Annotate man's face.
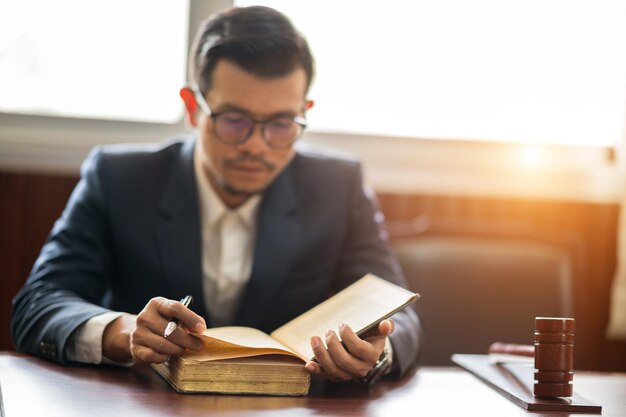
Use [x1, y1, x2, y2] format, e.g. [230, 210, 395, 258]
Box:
[196, 60, 308, 207]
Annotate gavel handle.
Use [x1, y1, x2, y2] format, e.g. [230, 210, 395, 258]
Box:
[488, 342, 534, 357]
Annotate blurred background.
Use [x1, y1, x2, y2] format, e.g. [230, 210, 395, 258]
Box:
[1, 0, 625, 370]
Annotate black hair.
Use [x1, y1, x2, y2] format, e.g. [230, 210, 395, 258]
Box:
[190, 6, 315, 94]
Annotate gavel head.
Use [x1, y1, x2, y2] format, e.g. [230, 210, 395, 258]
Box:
[533, 317, 575, 398]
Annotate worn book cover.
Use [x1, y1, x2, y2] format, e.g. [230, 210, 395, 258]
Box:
[152, 274, 419, 396]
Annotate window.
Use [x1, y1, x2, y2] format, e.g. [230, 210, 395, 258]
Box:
[0, 0, 189, 123]
[237, 0, 626, 147]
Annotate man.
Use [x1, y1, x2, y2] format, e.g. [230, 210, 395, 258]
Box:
[12, 6, 421, 384]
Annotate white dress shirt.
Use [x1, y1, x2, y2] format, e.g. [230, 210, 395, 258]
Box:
[193, 144, 261, 327]
[66, 143, 261, 364]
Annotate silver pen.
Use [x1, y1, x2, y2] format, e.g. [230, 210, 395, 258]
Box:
[163, 295, 193, 338]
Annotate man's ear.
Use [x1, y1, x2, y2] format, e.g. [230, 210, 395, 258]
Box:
[180, 87, 198, 127]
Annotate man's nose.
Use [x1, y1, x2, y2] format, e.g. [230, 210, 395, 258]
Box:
[238, 123, 271, 154]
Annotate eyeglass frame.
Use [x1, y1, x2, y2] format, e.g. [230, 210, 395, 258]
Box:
[190, 85, 308, 149]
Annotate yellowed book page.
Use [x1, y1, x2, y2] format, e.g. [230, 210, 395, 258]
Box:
[185, 326, 302, 362]
[270, 274, 418, 360]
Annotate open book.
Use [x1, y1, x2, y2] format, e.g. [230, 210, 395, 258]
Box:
[152, 274, 419, 396]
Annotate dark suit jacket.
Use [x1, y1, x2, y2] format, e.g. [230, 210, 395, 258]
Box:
[12, 136, 421, 376]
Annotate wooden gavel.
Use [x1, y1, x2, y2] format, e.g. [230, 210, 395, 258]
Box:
[488, 317, 575, 398]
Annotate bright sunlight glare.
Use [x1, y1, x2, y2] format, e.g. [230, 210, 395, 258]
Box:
[239, 0, 626, 147]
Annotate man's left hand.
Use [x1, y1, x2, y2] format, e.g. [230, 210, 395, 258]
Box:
[305, 319, 393, 381]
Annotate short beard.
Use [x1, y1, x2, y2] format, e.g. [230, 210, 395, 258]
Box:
[219, 177, 264, 197]
[214, 152, 276, 197]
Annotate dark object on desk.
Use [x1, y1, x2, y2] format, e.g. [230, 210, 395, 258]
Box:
[452, 354, 601, 413]
[534, 317, 574, 398]
[487, 342, 534, 358]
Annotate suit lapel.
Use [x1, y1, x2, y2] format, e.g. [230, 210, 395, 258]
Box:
[236, 160, 302, 328]
[154, 138, 208, 320]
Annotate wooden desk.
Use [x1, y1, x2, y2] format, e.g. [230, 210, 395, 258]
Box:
[1, 352, 624, 417]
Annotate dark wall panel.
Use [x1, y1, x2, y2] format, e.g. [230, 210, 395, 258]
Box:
[0, 172, 78, 352]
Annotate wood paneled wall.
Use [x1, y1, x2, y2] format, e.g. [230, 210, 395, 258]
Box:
[1, 171, 625, 371]
[378, 193, 625, 372]
[0, 172, 79, 352]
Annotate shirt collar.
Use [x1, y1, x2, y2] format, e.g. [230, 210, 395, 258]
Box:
[193, 141, 261, 229]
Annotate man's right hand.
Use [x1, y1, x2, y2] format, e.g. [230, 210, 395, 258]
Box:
[102, 297, 207, 364]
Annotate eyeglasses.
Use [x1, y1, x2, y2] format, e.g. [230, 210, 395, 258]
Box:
[191, 85, 307, 149]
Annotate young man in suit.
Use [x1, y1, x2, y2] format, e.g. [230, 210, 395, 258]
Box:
[12, 6, 421, 384]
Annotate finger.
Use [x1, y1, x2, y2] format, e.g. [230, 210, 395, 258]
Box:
[136, 301, 205, 353]
[135, 304, 169, 336]
[325, 329, 372, 378]
[135, 303, 204, 350]
[339, 322, 380, 364]
[310, 335, 352, 381]
[378, 319, 395, 336]
[304, 361, 338, 382]
[164, 327, 205, 352]
[304, 360, 321, 374]
[357, 321, 393, 352]
[131, 345, 170, 364]
[304, 361, 342, 381]
[150, 297, 206, 333]
[131, 328, 184, 363]
[136, 305, 179, 341]
[133, 326, 185, 355]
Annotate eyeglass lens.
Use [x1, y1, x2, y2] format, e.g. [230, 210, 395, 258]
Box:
[214, 112, 302, 148]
